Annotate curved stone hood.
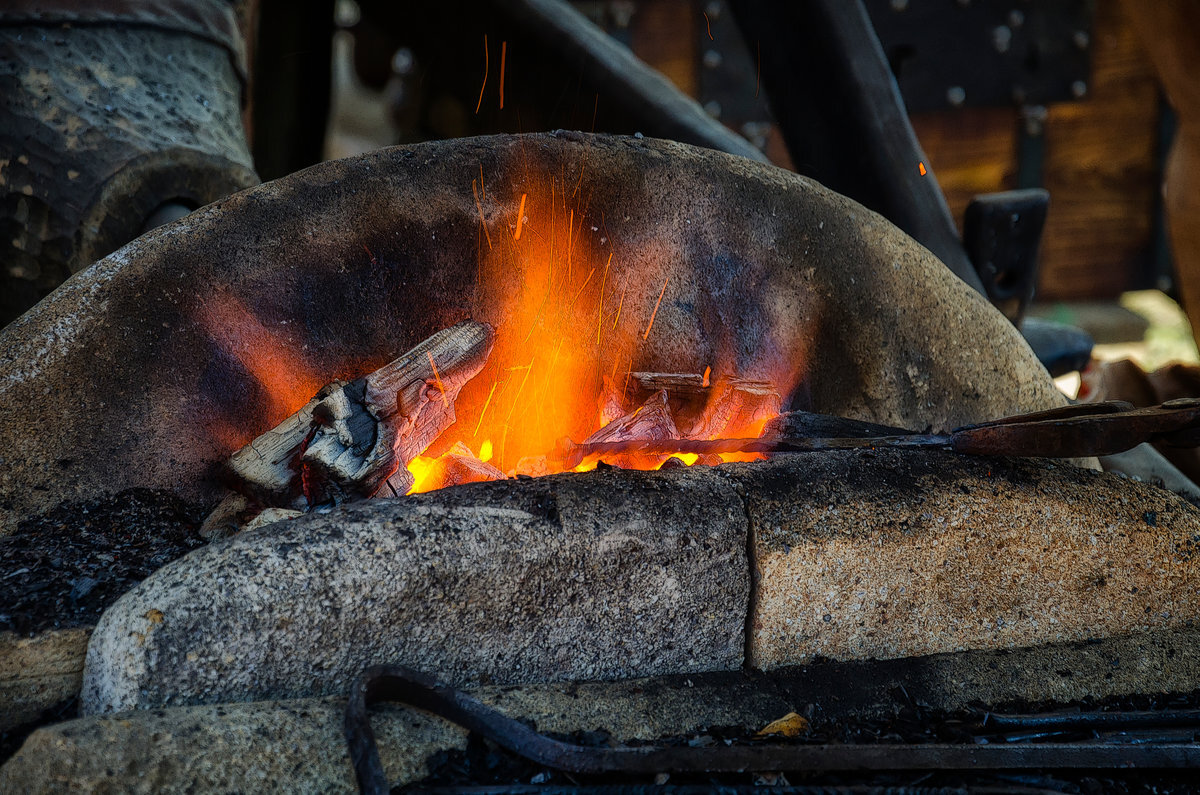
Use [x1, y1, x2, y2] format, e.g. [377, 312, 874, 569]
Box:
[0, 132, 1063, 530]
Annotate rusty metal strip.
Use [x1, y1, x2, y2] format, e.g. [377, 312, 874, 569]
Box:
[559, 400, 1200, 468]
[345, 665, 1200, 794]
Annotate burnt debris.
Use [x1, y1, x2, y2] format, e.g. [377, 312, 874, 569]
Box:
[0, 489, 206, 636]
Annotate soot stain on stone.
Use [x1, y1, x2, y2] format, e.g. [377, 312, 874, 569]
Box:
[197, 343, 271, 418]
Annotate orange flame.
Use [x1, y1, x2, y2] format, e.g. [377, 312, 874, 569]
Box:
[406, 166, 798, 492]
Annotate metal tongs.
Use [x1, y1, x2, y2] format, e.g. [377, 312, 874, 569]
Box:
[558, 399, 1200, 469]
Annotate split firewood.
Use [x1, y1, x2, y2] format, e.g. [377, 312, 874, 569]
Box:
[625, 371, 780, 438]
[223, 319, 495, 512]
[576, 389, 680, 469]
[686, 378, 781, 440]
[510, 455, 551, 478]
[629, 371, 709, 396]
[410, 442, 505, 492]
[597, 374, 629, 428]
[243, 507, 305, 533]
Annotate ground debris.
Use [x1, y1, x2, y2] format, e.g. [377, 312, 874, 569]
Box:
[406, 687, 1200, 793]
[0, 489, 206, 636]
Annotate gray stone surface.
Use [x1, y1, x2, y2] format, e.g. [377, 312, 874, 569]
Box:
[732, 451, 1200, 668]
[13, 627, 1200, 791]
[80, 466, 748, 713]
[2, 698, 461, 793]
[917, 625, 1200, 712]
[738, 625, 1200, 724]
[0, 628, 90, 732]
[5, 673, 791, 793]
[0, 132, 1063, 532]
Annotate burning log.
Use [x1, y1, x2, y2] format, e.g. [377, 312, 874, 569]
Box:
[409, 442, 506, 492]
[629, 371, 709, 396]
[576, 389, 680, 469]
[511, 456, 551, 478]
[624, 371, 780, 438]
[597, 375, 629, 428]
[223, 320, 495, 512]
[687, 378, 781, 440]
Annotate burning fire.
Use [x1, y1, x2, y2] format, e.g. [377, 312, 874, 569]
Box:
[403, 169, 795, 494]
[202, 166, 802, 507]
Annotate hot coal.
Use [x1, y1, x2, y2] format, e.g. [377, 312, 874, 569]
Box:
[0, 489, 206, 636]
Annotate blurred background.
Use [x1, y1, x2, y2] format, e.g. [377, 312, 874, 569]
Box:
[6, 0, 1200, 390]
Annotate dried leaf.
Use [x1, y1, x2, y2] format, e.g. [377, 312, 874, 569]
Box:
[756, 711, 809, 737]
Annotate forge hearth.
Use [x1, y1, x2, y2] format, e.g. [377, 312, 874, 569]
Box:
[3, 133, 1200, 788]
[0, 132, 1063, 531]
[80, 449, 1200, 714]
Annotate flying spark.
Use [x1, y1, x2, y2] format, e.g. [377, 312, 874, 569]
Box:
[643, 276, 669, 340]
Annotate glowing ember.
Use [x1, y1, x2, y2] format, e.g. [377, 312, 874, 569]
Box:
[499, 40, 508, 110]
[475, 35, 489, 115]
[642, 276, 669, 341]
[428, 351, 450, 409]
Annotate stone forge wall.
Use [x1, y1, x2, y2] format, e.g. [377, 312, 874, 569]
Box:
[81, 466, 749, 713]
[80, 452, 1200, 714]
[0, 132, 1062, 533]
[738, 451, 1200, 667]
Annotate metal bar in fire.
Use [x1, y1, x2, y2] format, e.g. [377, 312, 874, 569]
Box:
[557, 399, 1200, 470]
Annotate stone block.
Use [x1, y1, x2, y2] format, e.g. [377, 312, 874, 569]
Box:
[4, 671, 790, 792]
[0, 629, 90, 732]
[734, 450, 1200, 667]
[81, 466, 748, 713]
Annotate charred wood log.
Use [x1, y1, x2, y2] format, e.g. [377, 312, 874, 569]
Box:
[411, 442, 506, 492]
[511, 455, 551, 478]
[687, 378, 781, 440]
[597, 374, 629, 428]
[627, 371, 777, 435]
[225, 320, 495, 511]
[577, 389, 680, 469]
[629, 371, 709, 396]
